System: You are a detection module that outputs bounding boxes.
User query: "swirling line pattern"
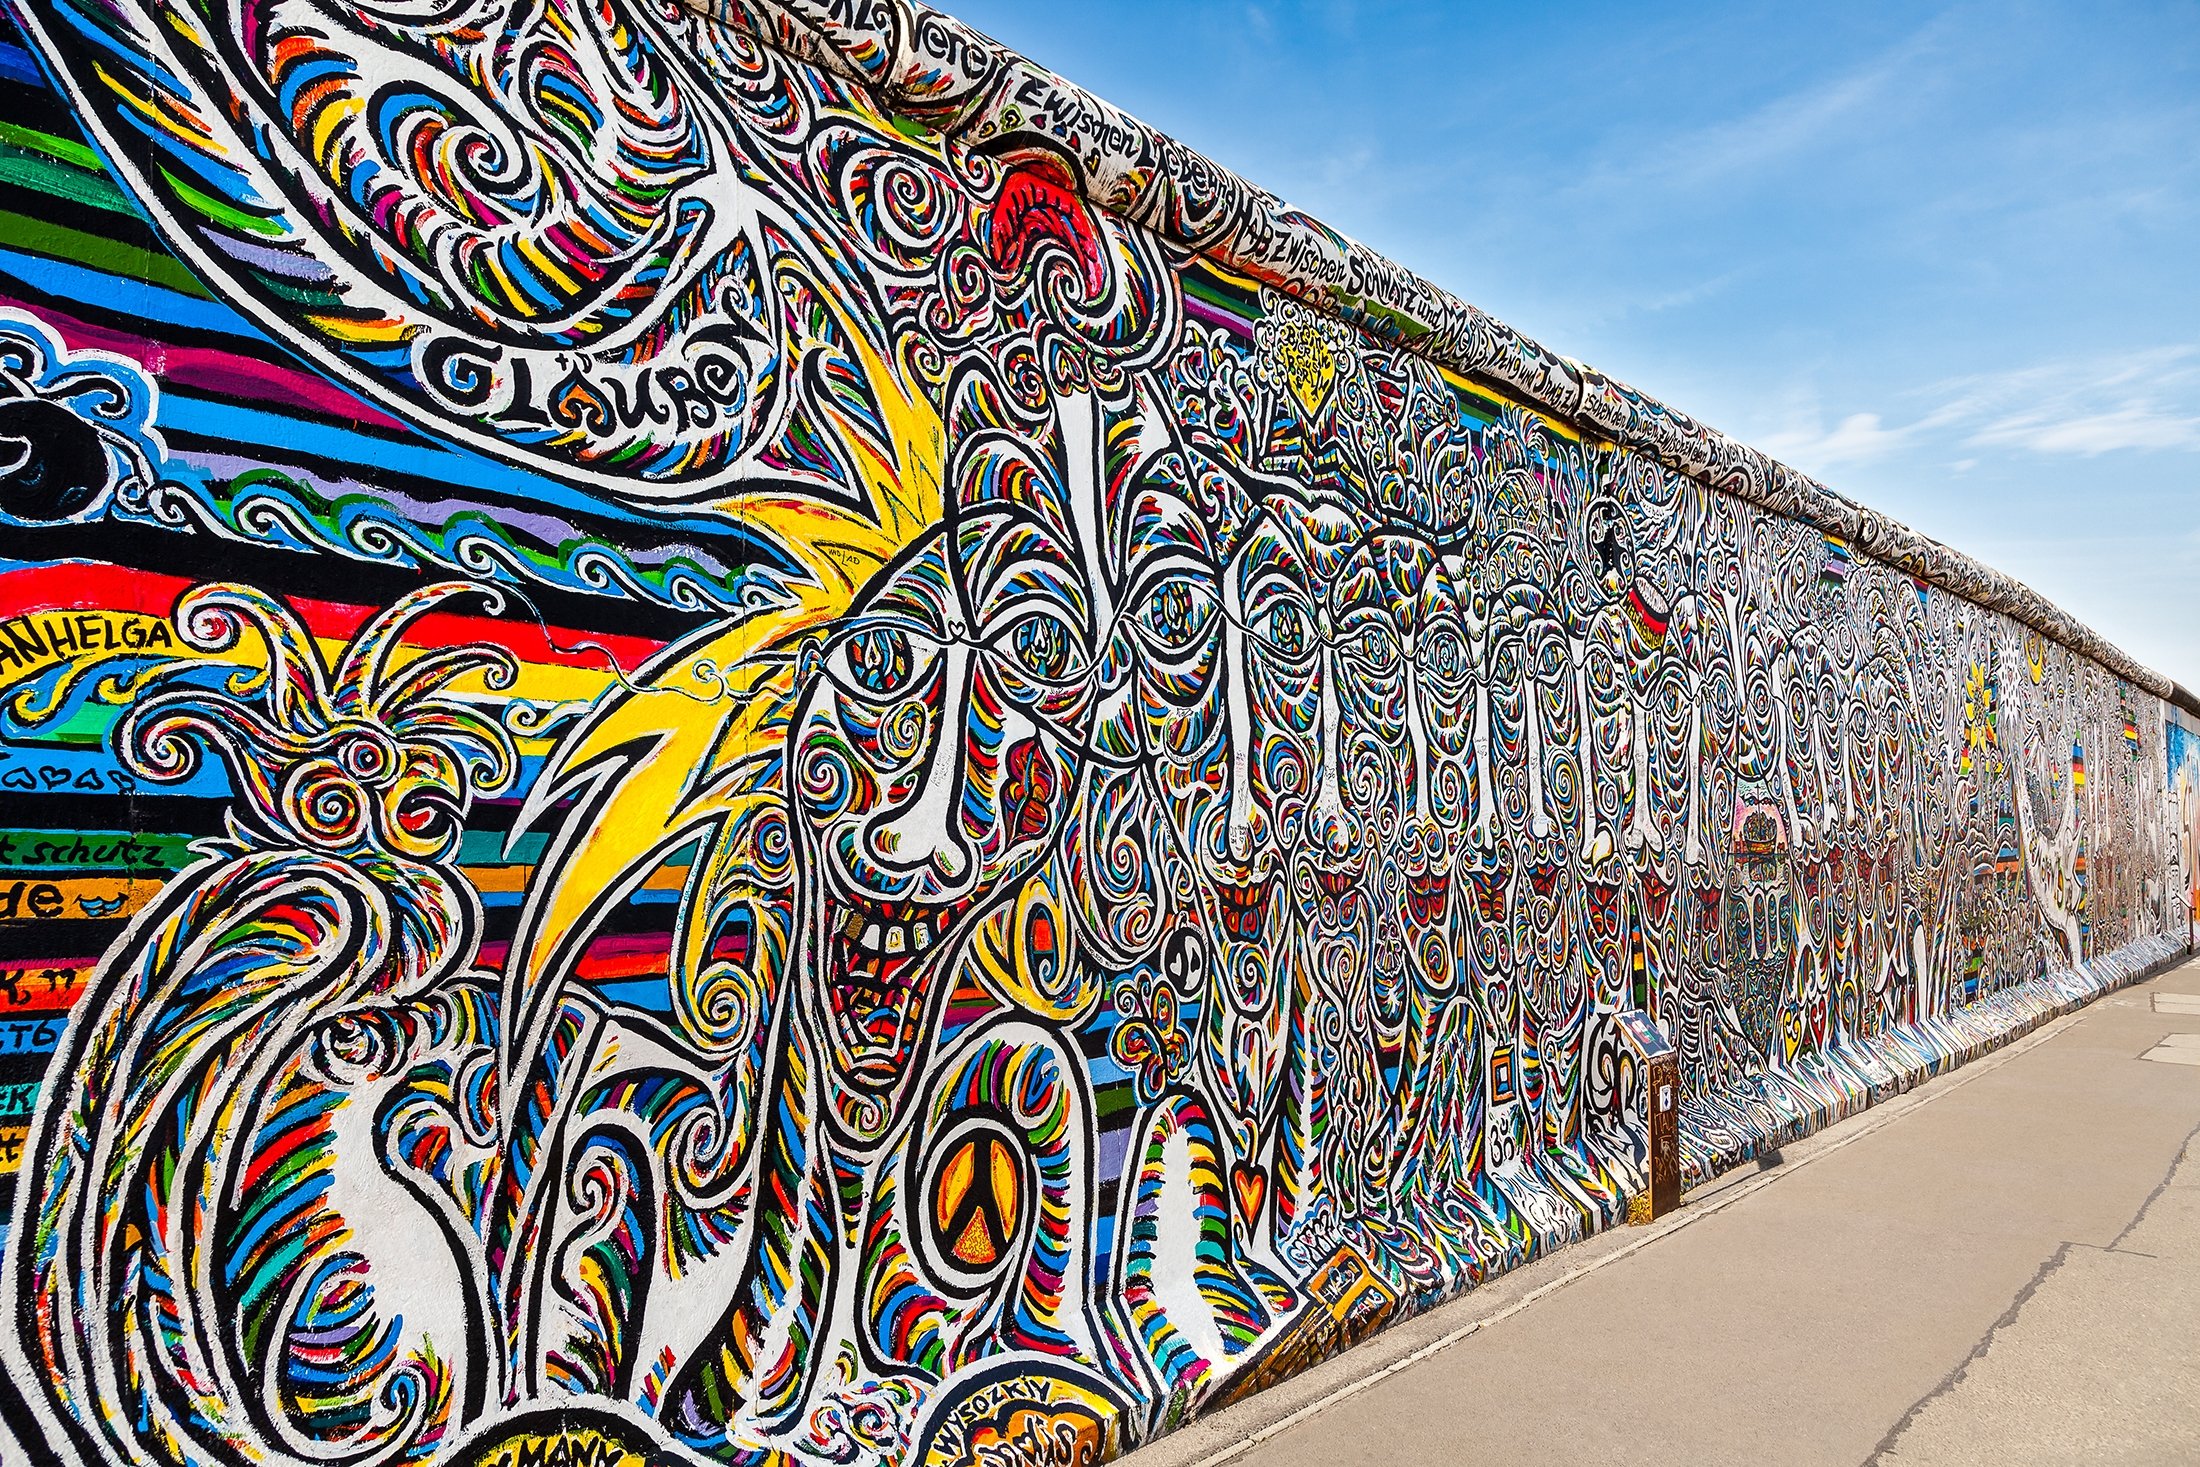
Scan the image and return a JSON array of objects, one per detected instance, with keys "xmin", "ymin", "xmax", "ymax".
[
  {"xmin": 0, "ymin": 4, "xmax": 2186, "ymax": 1467},
  {"xmin": 0, "ymin": 309, "xmax": 165, "ymax": 528},
  {"xmin": 699, "ymin": 0, "xmax": 2168, "ymax": 699}
]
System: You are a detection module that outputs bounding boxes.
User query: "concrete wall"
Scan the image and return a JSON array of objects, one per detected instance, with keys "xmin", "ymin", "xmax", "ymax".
[
  {"xmin": 2168, "ymin": 702, "xmax": 2200, "ymax": 941},
  {"xmin": 0, "ymin": 1, "xmax": 2183, "ymax": 1463}
]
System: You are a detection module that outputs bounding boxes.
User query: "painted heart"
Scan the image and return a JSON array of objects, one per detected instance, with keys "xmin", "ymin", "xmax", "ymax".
[{"xmin": 1230, "ymin": 1164, "xmax": 1266, "ymax": 1226}]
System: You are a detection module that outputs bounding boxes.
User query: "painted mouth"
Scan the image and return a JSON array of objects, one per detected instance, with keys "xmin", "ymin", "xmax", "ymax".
[
  {"xmin": 990, "ymin": 163, "xmax": 1107, "ymax": 297},
  {"xmin": 1313, "ymin": 866, "xmax": 1358, "ymax": 902},
  {"xmin": 1405, "ymin": 869, "xmax": 1450, "ymax": 926},
  {"xmin": 1216, "ymin": 877, "xmax": 1274, "ymax": 939},
  {"xmin": 823, "ymin": 894, "xmax": 969, "ymax": 1087}
]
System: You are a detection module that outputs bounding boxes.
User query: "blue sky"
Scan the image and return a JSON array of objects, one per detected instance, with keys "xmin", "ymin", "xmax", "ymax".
[{"xmin": 947, "ymin": 1, "xmax": 2200, "ymax": 687}]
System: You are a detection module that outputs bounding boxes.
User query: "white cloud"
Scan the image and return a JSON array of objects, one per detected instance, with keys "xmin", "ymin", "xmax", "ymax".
[
  {"xmin": 1949, "ymin": 349, "xmax": 2200, "ymax": 455},
  {"xmin": 1636, "ymin": 270, "xmax": 1742, "ymax": 313},
  {"xmin": 1316, "ymin": 145, "xmax": 1375, "ymax": 188},
  {"xmin": 1659, "ymin": 65, "xmax": 1897, "ymax": 183},
  {"xmin": 1972, "ymin": 404, "xmax": 2200, "ymax": 454},
  {"xmin": 1752, "ymin": 345, "xmax": 2200, "ymax": 473},
  {"xmin": 1571, "ymin": 20, "xmax": 1951, "ymax": 198},
  {"xmin": 1759, "ymin": 410, "xmax": 1930, "ymax": 468}
]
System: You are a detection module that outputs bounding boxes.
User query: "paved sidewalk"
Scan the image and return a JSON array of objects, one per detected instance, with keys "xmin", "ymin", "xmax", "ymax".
[{"xmin": 1131, "ymin": 959, "xmax": 2200, "ymax": 1467}]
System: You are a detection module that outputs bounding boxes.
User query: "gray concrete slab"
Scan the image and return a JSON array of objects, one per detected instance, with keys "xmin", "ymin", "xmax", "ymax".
[
  {"xmin": 1128, "ymin": 958, "xmax": 2200, "ymax": 1467},
  {"xmin": 1871, "ymin": 1117, "xmax": 2200, "ymax": 1465}
]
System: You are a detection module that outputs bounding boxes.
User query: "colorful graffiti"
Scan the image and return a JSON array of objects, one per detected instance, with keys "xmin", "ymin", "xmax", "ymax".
[
  {"xmin": 0, "ymin": 0, "xmax": 2184, "ymax": 1463},
  {"xmin": 2167, "ymin": 700, "xmax": 2200, "ymax": 943}
]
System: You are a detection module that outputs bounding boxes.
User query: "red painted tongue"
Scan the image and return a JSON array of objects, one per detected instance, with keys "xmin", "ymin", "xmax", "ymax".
[
  {"xmin": 825, "ymin": 972, "xmax": 900, "ymax": 1046},
  {"xmin": 829, "ymin": 931, "xmax": 920, "ymax": 1050}
]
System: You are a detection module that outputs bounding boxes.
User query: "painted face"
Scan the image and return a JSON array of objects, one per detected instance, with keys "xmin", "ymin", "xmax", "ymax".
[
  {"xmin": 1213, "ymin": 498, "xmax": 1347, "ymax": 937},
  {"xmin": 792, "ymin": 495, "xmax": 1092, "ymax": 1140},
  {"xmin": 1391, "ymin": 539, "xmax": 1474, "ymax": 938},
  {"xmin": 1175, "ymin": 492, "xmax": 1329, "ymax": 954},
  {"xmin": 1094, "ymin": 463, "xmax": 1226, "ymax": 811},
  {"xmin": 1321, "ymin": 532, "xmax": 1482, "ymax": 1041},
  {"xmin": 1325, "ymin": 536, "xmax": 1414, "ymax": 1000}
]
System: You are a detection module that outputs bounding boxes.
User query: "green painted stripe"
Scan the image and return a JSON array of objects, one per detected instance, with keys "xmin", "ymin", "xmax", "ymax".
[
  {"xmin": 0, "ymin": 208, "xmax": 208, "ymax": 297},
  {"xmin": 0, "ymin": 830, "xmax": 198, "ymax": 872},
  {"xmin": 256, "ymin": 271, "xmax": 342, "ymax": 309},
  {"xmin": 1335, "ymin": 292, "xmax": 1433, "ymax": 342},
  {"xmin": 1094, "ymin": 1084, "xmax": 1139, "ymax": 1122},
  {"xmin": 1449, "ymin": 380, "xmax": 1507, "ymax": 425},
  {"xmin": 1183, "ymin": 273, "xmax": 1257, "ymax": 320},
  {"xmin": 0, "ymin": 121, "xmax": 102, "ymax": 173},
  {"xmin": 32, "ymin": 713, "xmax": 108, "ymax": 746},
  {"xmin": 0, "ymin": 143, "xmax": 133, "ymax": 213},
  {"xmin": 458, "ymin": 830, "xmax": 550, "ymax": 865},
  {"xmin": 157, "ymin": 164, "xmax": 285, "ymax": 238}
]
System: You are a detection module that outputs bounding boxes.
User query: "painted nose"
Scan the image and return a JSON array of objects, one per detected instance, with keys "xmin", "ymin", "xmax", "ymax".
[
  {"xmin": 1309, "ymin": 797, "xmax": 1361, "ymax": 863},
  {"xmin": 1218, "ymin": 616, "xmax": 1275, "ymax": 878},
  {"xmin": 866, "ymin": 642, "xmax": 974, "ymax": 883},
  {"xmin": 1310, "ymin": 637, "xmax": 1360, "ymax": 864},
  {"xmin": 1217, "ymin": 790, "xmax": 1272, "ymax": 871}
]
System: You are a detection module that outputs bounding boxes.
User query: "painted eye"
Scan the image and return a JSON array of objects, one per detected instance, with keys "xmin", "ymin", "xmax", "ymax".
[
  {"xmin": 841, "ymin": 626, "xmax": 913, "ymax": 697},
  {"xmin": 1267, "ymin": 601, "xmax": 1309, "ymax": 658},
  {"xmin": 1421, "ymin": 627, "xmax": 1466, "ymax": 682},
  {"xmin": 1007, "ymin": 613, "xmax": 1077, "ymax": 681},
  {"xmin": 1138, "ymin": 579, "xmax": 1214, "ymax": 652},
  {"xmin": 1349, "ymin": 625, "xmax": 1400, "ymax": 673}
]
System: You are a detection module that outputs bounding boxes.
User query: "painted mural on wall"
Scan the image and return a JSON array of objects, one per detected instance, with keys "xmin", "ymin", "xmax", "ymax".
[
  {"xmin": 2167, "ymin": 705, "xmax": 2200, "ymax": 939},
  {"xmin": 0, "ymin": 0, "xmax": 2181, "ymax": 1463}
]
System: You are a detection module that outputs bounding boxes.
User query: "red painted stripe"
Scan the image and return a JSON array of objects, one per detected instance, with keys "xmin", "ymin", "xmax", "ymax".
[
  {"xmin": 239, "ymin": 1110, "xmax": 322, "ymax": 1191},
  {"xmin": 0, "ymin": 562, "xmax": 193, "ymax": 618},
  {"xmin": 473, "ymin": 935, "xmax": 679, "ymax": 981},
  {"xmin": 281, "ymin": 595, "xmax": 667, "ymax": 673},
  {"xmin": 0, "ymin": 959, "xmax": 91, "ymax": 1012},
  {"xmin": 574, "ymin": 932, "xmax": 675, "ymax": 981},
  {"xmin": 0, "ymin": 564, "xmax": 667, "ymax": 672}
]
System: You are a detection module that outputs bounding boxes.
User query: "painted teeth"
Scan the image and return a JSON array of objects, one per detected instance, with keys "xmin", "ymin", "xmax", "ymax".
[{"xmin": 847, "ymin": 909, "xmax": 949, "ymax": 956}]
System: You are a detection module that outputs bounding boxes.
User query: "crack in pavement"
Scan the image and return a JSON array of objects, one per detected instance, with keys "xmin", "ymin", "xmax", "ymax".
[
  {"xmin": 1861, "ymin": 1111, "xmax": 2200, "ymax": 1466},
  {"xmin": 1860, "ymin": 1242, "xmax": 2077, "ymax": 1467},
  {"xmin": 2108, "ymin": 1112, "xmax": 2200, "ymax": 1251}
]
